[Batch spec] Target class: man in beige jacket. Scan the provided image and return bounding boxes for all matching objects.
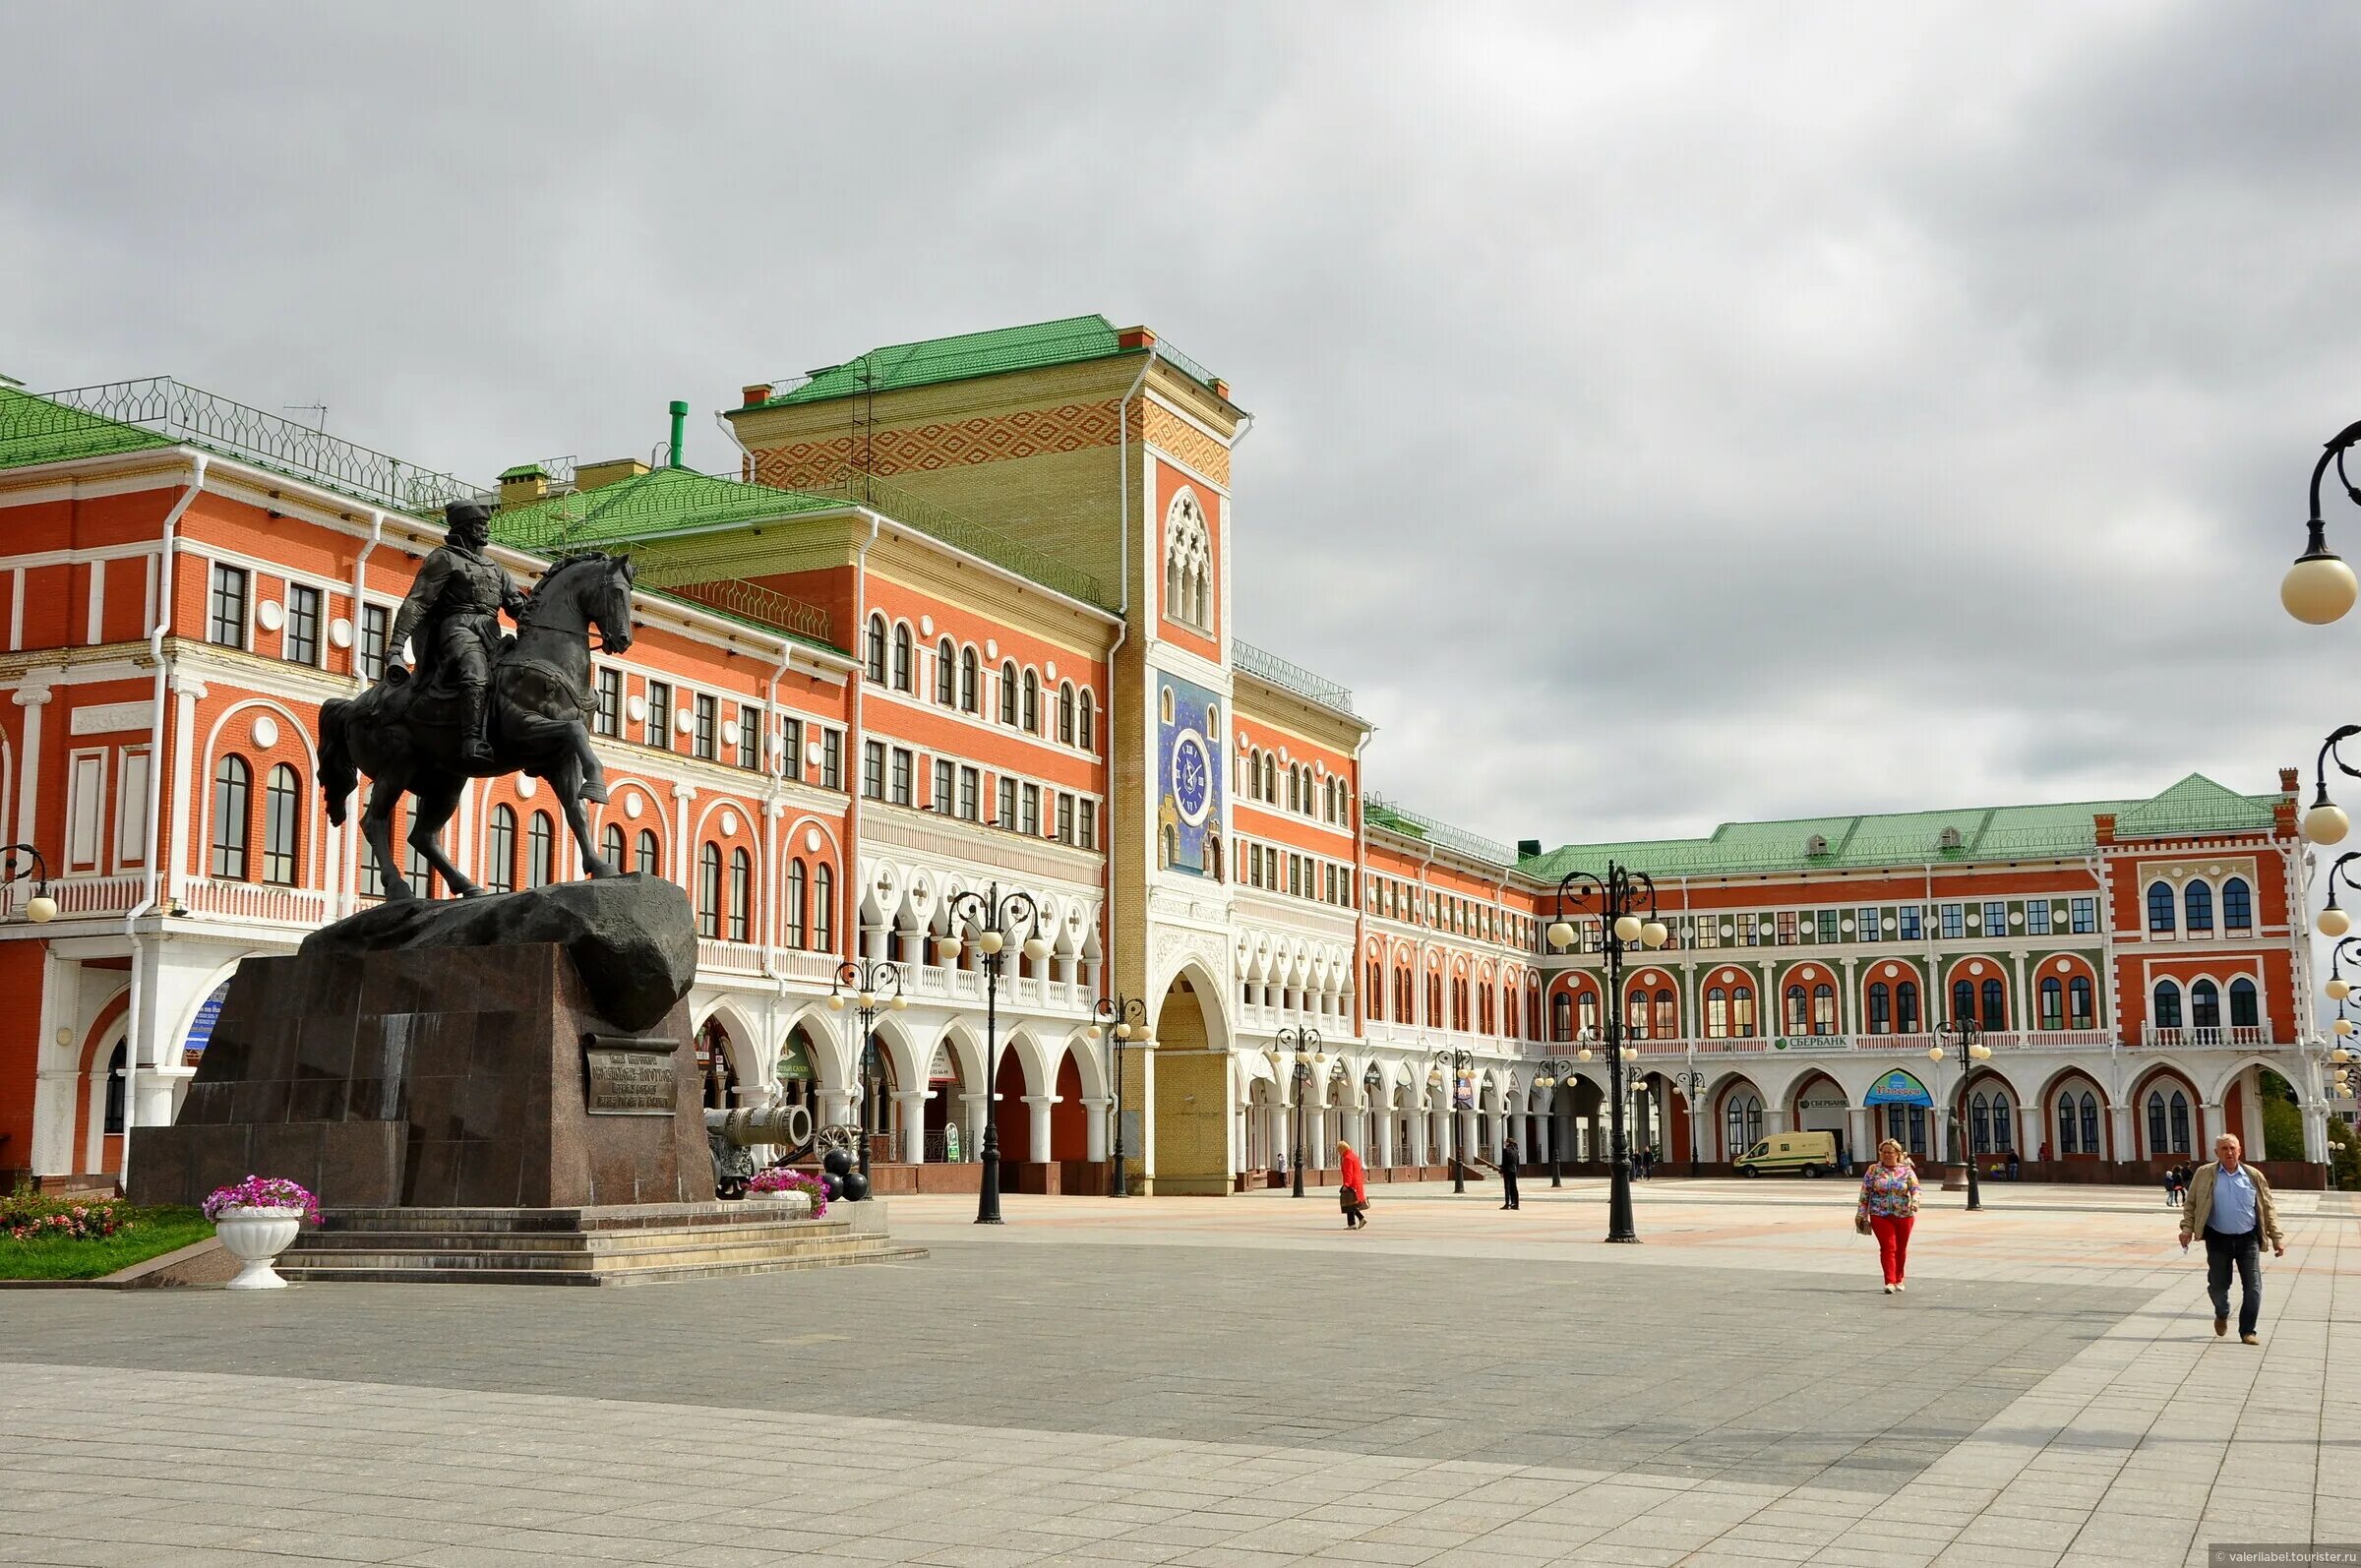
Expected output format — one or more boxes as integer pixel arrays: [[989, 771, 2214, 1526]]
[[2178, 1133, 2286, 1344]]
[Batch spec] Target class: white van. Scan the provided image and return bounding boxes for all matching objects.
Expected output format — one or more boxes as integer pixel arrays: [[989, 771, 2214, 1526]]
[[1733, 1130, 1839, 1177]]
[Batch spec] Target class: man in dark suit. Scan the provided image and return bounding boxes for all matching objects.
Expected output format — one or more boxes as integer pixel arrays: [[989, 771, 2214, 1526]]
[[1498, 1139, 1522, 1210]]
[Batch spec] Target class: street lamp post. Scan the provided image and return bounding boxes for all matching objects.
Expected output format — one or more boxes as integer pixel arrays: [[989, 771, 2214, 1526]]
[[1426, 1047, 1474, 1193], [2275, 419, 2361, 626], [1546, 861, 1667, 1243], [1279, 1026, 1320, 1198], [828, 956, 907, 1185], [1931, 1017, 1993, 1211], [1, 844, 58, 926], [938, 882, 1050, 1226], [1531, 1055, 1581, 1187], [1670, 1067, 1705, 1178], [1090, 994, 1151, 1197]]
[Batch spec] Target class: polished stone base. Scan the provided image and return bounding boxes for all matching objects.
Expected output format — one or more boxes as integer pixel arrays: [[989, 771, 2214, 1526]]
[[129, 941, 707, 1212]]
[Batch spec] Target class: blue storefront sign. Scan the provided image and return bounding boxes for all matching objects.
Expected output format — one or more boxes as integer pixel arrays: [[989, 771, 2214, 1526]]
[[1864, 1069, 1931, 1108]]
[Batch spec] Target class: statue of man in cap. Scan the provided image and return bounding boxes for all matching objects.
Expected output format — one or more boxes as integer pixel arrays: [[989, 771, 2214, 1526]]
[[390, 499, 528, 764]]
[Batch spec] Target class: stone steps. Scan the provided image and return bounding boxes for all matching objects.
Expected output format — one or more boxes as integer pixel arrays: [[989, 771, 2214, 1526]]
[[277, 1202, 923, 1286]]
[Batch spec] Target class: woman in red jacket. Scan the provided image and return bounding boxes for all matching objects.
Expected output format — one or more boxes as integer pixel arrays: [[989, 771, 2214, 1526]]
[[1338, 1140, 1368, 1230]]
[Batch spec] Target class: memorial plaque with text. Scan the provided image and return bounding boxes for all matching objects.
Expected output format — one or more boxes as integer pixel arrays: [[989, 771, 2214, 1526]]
[[582, 1036, 681, 1116]]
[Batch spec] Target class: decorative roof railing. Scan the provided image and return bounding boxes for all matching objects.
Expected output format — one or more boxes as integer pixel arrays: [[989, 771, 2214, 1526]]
[[1233, 639, 1356, 714], [22, 378, 482, 515], [1362, 792, 1517, 867], [1150, 338, 1221, 395]]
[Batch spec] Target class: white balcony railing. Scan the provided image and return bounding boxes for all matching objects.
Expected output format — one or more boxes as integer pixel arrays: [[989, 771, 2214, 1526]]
[[180, 878, 330, 926], [2, 873, 146, 920], [2142, 1024, 2272, 1049]]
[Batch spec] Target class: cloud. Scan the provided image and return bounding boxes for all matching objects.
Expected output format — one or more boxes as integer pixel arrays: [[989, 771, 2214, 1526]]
[[4, 0, 2354, 857]]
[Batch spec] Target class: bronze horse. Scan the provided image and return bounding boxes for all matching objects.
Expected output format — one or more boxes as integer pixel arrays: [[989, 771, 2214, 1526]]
[[319, 550, 636, 900]]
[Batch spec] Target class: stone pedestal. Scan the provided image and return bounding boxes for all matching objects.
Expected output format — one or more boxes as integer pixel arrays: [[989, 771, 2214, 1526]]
[[130, 940, 707, 1211]]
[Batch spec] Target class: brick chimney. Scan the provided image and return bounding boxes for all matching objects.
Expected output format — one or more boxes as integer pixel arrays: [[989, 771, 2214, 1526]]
[[498, 463, 549, 509], [2275, 798, 2299, 835], [2092, 813, 2116, 845], [576, 457, 649, 493], [2280, 766, 2300, 795], [1117, 326, 1157, 351], [742, 383, 773, 408]]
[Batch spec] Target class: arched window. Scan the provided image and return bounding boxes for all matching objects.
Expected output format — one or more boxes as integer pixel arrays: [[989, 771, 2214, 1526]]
[[2069, 975, 2094, 1028], [1625, 989, 1649, 1039], [1259, 753, 1276, 802], [1730, 985, 1755, 1037], [485, 806, 516, 894], [890, 623, 912, 692], [2152, 979, 2183, 1030], [813, 864, 834, 950], [2060, 1090, 2081, 1155], [2190, 979, 2220, 1030], [1288, 767, 1301, 813], [1896, 981, 1920, 1034], [2222, 877, 2253, 932], [2038, 977, 2063, 1031], [1951, 978, 1976, 1027], [864, 614, 887, 685], [1994, 1095, 2013, 1152], [1059, 683, 1075, 745], [2147, 1090, 2168, 1156], [1725, 1093, 1764, 1159], [935, 638, 955, 703], [526, 812, 554, 888], [958, 646, 979, 712], [1971, 1091, 1991, 1153], [1783, 985, 1807, 1035], [1980, 978, 2005, 1031], [1811, 983, 1836, 1035], [635, 828, 659, 877], [999, 662, 1018, 725], [103, 1042, 126, 1135], [785, 859, 808, 947], [1021, 668, 1039, 732], [1655, 988, 1677, 1038], [2079, 1090, 2100, 1154], [728, 847, 751, 942], [696, 843, 722, 938], [1077, 688, 1095, 752], [2184, 880, 2212, 934], [210, 755, 251, 879], [1867, 983, 1891, 1034], [262, 763, 299, 885], [2147, 881, 2175, 934], [601, 823, 625, 870], [1706, 987, 1730, 1038], [1550, 993, 1573, 1042], [2169, 1090, 2191, 1153], [2229, 977, 2260, 1028], [1165, 492, 1213, 632]]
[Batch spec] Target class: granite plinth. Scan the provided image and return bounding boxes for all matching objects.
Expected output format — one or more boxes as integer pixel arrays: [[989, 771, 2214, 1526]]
[[130, 941, 708, 1211]]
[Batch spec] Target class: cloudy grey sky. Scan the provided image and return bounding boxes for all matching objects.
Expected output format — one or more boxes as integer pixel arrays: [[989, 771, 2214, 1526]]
[[5, 2, 2354, 852]]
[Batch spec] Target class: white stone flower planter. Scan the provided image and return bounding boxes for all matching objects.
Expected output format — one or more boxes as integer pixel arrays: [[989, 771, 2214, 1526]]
[[212, 1206, 304, 1290]]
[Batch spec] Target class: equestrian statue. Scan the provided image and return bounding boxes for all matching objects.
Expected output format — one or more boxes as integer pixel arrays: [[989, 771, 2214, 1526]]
[[318, 500, 638, 900]]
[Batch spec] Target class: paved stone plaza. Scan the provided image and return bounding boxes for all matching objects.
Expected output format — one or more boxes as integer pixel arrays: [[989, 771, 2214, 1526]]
[[1, 1180, 2353, 1567]]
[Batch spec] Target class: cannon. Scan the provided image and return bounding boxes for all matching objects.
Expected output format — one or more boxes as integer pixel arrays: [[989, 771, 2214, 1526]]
[[705, 1103, 816, 1199]]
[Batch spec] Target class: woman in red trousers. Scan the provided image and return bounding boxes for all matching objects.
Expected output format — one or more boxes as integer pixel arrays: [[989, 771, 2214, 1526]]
[[1855, 1137, 1920, 1293], [1338, 1140, 1368, 1230]]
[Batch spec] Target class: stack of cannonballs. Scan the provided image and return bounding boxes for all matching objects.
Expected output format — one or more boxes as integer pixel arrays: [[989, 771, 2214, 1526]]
[[819, 1148, 871, 1203]]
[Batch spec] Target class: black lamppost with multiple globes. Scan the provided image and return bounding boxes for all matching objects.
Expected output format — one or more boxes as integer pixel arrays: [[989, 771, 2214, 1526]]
[[1669, 1066, 1706, 1178], [1425, 1046, 1475, 1194], [1531, 1053, 1583, 1187], [937, 883, 1052, 1225], [1930, 1017, 1993, 1212], [1089, 993, 1151, 1197], [1546, 862, 1668, 1243], [1279, 1025, 1321, 1198], [827, 956, 907, 1185]]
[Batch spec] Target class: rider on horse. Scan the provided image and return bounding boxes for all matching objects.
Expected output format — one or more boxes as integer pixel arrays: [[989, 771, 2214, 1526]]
[[390, 500, 526, 765]]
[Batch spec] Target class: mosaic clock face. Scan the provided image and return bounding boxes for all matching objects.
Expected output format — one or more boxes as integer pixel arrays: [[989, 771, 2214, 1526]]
[[1171, 729, 1213, 826]]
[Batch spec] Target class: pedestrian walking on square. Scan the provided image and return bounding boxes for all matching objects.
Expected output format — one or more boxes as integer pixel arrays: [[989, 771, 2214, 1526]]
[[2179, 1133, 2285, 1345], [1499, 1139, 1522, 1210], [1856, 1137, 1921, 1294], [1337, 1140, 1368, 1230]]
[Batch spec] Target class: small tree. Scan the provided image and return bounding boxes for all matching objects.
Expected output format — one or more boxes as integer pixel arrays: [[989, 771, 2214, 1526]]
[[2258, 1070, 2306, 1162]]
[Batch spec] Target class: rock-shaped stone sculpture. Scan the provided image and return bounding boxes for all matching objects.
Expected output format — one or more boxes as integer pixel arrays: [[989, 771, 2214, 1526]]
[[297, 874, 696, 1032]]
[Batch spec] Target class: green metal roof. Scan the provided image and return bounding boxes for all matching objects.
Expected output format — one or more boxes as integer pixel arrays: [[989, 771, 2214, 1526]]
[[489, 465, 849, 555], [751, 315, 1136, 408], [0, 385, 176, 470], [1519, 773, 2279, 881]]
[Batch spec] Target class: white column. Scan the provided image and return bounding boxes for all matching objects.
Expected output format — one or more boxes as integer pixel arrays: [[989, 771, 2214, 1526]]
[[959, 1091, 989, 1156], [2199, 1101, 2223, 1156], [2239, 1068, 2266, 1153], [1081, 1096, 1111, 1161], [820, 1086, 855, 1128], [13, 684, 50, 860], [1377, 1108, 1396, 1169], [891, 1090, 928, 1164], [1022, 1094, 1055, 1161], [1847, 1107, 1871, 1168]]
